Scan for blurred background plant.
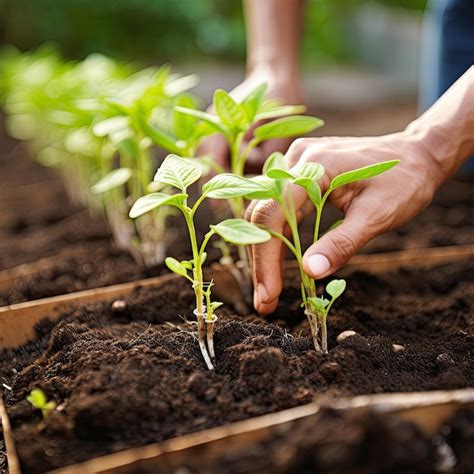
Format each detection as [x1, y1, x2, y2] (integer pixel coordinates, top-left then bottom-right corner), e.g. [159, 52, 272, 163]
[0, 0, 426, 66]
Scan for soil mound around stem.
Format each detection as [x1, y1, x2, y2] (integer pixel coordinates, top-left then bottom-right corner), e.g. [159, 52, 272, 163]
[2, 260, 473, 472]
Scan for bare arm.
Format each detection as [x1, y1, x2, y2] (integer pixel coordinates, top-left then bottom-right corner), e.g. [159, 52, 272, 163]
[199, 0, 304, 171]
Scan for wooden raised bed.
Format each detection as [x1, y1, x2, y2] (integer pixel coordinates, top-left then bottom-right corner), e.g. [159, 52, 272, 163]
[1, 245, 473, 473]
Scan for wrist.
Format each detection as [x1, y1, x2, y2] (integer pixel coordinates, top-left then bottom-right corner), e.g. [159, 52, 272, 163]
[247, 57, 300, 86]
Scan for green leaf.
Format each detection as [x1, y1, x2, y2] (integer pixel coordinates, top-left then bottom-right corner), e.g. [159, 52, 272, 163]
[303, 180, 322, 206]
[254, 116, 324, 142]
[330, 160, 400, 191]
[211, 219, 271, 245]
[173, 95, 198, 141]
[164, 74, 199, 96]
[26, 389, 47, 409]
[154, 155, 202, 192]
[266, 168, 294, 180]
[240, 83, 267, 122]
[307, 297, 330, 315]
[209, 301, 224, 312]
[291, 162, 325, 182]
[139, 116, 182, 154]
[174, 106, 227, 135]
[129, 193, 187, 218]
[92, 168, 133, 194]
[245, 175, 282, 200]
[255, 104, 307, 121]
[165, 257, 190, 279]
[326, 279, 346, 300]
[203, 173, 268, 199]
[213, 89, 248, 130]
[262, 152, 286, 175]
[92, 116, 129, 137]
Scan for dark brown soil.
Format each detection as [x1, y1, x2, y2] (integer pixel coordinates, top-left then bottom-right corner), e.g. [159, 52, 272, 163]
[2, 260, 473, 473]
[1, 111, 473, 305]
[148, 408, 473, 474]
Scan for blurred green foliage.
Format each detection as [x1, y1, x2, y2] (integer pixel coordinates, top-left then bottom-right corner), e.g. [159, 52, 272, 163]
[0, 0, 426, 64]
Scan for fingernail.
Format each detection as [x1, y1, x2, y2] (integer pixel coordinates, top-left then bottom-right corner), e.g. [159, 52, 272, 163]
[307, 254, 331, 278]
[256, 283, 268, 303]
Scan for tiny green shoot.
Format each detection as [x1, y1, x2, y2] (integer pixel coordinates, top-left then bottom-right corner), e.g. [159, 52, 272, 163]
[129, 155, 271, 369]
[26, 388, 57, 419]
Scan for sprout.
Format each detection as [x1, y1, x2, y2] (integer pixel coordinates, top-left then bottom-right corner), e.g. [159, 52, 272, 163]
[26, 389, 56, 419]
[238, 153, 400, 352]
[129, 155, 271, 369]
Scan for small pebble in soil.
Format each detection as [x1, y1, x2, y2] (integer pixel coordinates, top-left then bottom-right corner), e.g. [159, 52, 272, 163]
[436, 353, 455, 369]
[392, 343, 405, 353]
[111, 299, 127, 312]
[337, 330, 357, 343]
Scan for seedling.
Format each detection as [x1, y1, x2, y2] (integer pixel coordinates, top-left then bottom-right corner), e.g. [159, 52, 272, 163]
[231, 153, 399, 352]
[174, 85, 324, 288]
[26, 388, 56, 419]
[129, 155, 271, 369]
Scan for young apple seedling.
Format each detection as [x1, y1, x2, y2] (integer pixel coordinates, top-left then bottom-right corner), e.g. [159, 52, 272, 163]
[26, 388, 56, 419]
[129, 155, 271, 369]
[236, 153, 400, 353]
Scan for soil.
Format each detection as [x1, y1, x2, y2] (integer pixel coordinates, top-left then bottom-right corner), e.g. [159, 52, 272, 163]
[148, 409, 474, 474]
[1, 260, 473, 473]
[1, 110, 473, 305]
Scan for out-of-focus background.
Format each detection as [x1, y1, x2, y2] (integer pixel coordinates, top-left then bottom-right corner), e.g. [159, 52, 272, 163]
[0, 0, 428, 135]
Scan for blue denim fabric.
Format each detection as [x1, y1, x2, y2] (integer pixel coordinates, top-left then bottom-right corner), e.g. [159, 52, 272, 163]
[421, 0, 474, 170]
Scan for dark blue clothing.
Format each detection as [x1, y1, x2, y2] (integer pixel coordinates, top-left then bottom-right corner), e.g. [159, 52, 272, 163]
[422, 0, 474, 170]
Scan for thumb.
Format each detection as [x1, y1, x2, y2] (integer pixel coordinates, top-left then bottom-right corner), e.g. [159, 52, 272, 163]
[302, 213, 376, 279]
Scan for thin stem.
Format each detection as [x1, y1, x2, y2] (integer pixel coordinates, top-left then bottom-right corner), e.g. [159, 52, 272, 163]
[199, 229, 216, 259]
[183, 208, 214, 370]
[313, 190, 330, 242]
[320, 315, 328, 353]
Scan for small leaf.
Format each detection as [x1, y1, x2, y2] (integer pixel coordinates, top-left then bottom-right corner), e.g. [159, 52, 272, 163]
[262, 152, 286, 175]
[92, 168, 133, 194]
[165, 257, 190, 278]
[254, 116, 324, 142]
[129, 193, 187, 218]
[255, 104, 307, 121]
[213, 89, 248, 130]
[181, 260, 193, 270]
[291, 162, 325, 182]
[304, 180, 322, 206]
[211, 219, 271, 245]
[266, 168, 294, 180]
[245, 175, 282, 200]
[307, 297, 330, 315]
[92, 116, 129, 137]
[154, 155, 202, 192]
[26, 389, 47, 409]
[210, 301, 223, 312]
[326, 279, 346, 300]
[203, 173, 268, 199]
[240, 83, 267, 122]
[330, 160, 400, 191]
[174, 106, 227, 135]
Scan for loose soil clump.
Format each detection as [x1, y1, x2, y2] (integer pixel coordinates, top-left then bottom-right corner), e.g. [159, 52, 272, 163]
[2, 260, 473, 472]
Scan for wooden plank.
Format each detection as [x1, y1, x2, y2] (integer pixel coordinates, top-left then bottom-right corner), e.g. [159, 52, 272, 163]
[48, 389, 474, 474]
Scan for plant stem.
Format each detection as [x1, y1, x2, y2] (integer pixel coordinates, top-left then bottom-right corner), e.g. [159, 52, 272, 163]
[281, 194, 322, 352]
[183, 208, 214, 370]
[206, 321, 216, 360]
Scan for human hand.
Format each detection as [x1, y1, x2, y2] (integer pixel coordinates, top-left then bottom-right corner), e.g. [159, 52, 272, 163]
[198, 67, 302, 173]
[246, 131, 444, 314]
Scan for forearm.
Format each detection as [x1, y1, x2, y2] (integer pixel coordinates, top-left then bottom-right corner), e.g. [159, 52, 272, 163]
[243, 0, 303, 81]
[406, 66, 474, 183]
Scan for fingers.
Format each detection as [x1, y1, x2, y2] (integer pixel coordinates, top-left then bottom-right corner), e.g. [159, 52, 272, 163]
[246, 199, 285, 314]
[302, 207, 379, 279]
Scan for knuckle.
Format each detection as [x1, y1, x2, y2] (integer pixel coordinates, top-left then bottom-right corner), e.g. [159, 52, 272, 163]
[251, 200, 281, 227]
[331, 231, 358, 263]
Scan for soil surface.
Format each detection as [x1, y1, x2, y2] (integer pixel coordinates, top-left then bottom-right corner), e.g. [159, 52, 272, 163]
[2, 260, 473, 472]
[1, 110, 473, 305]
[149, 409, 474, 474]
